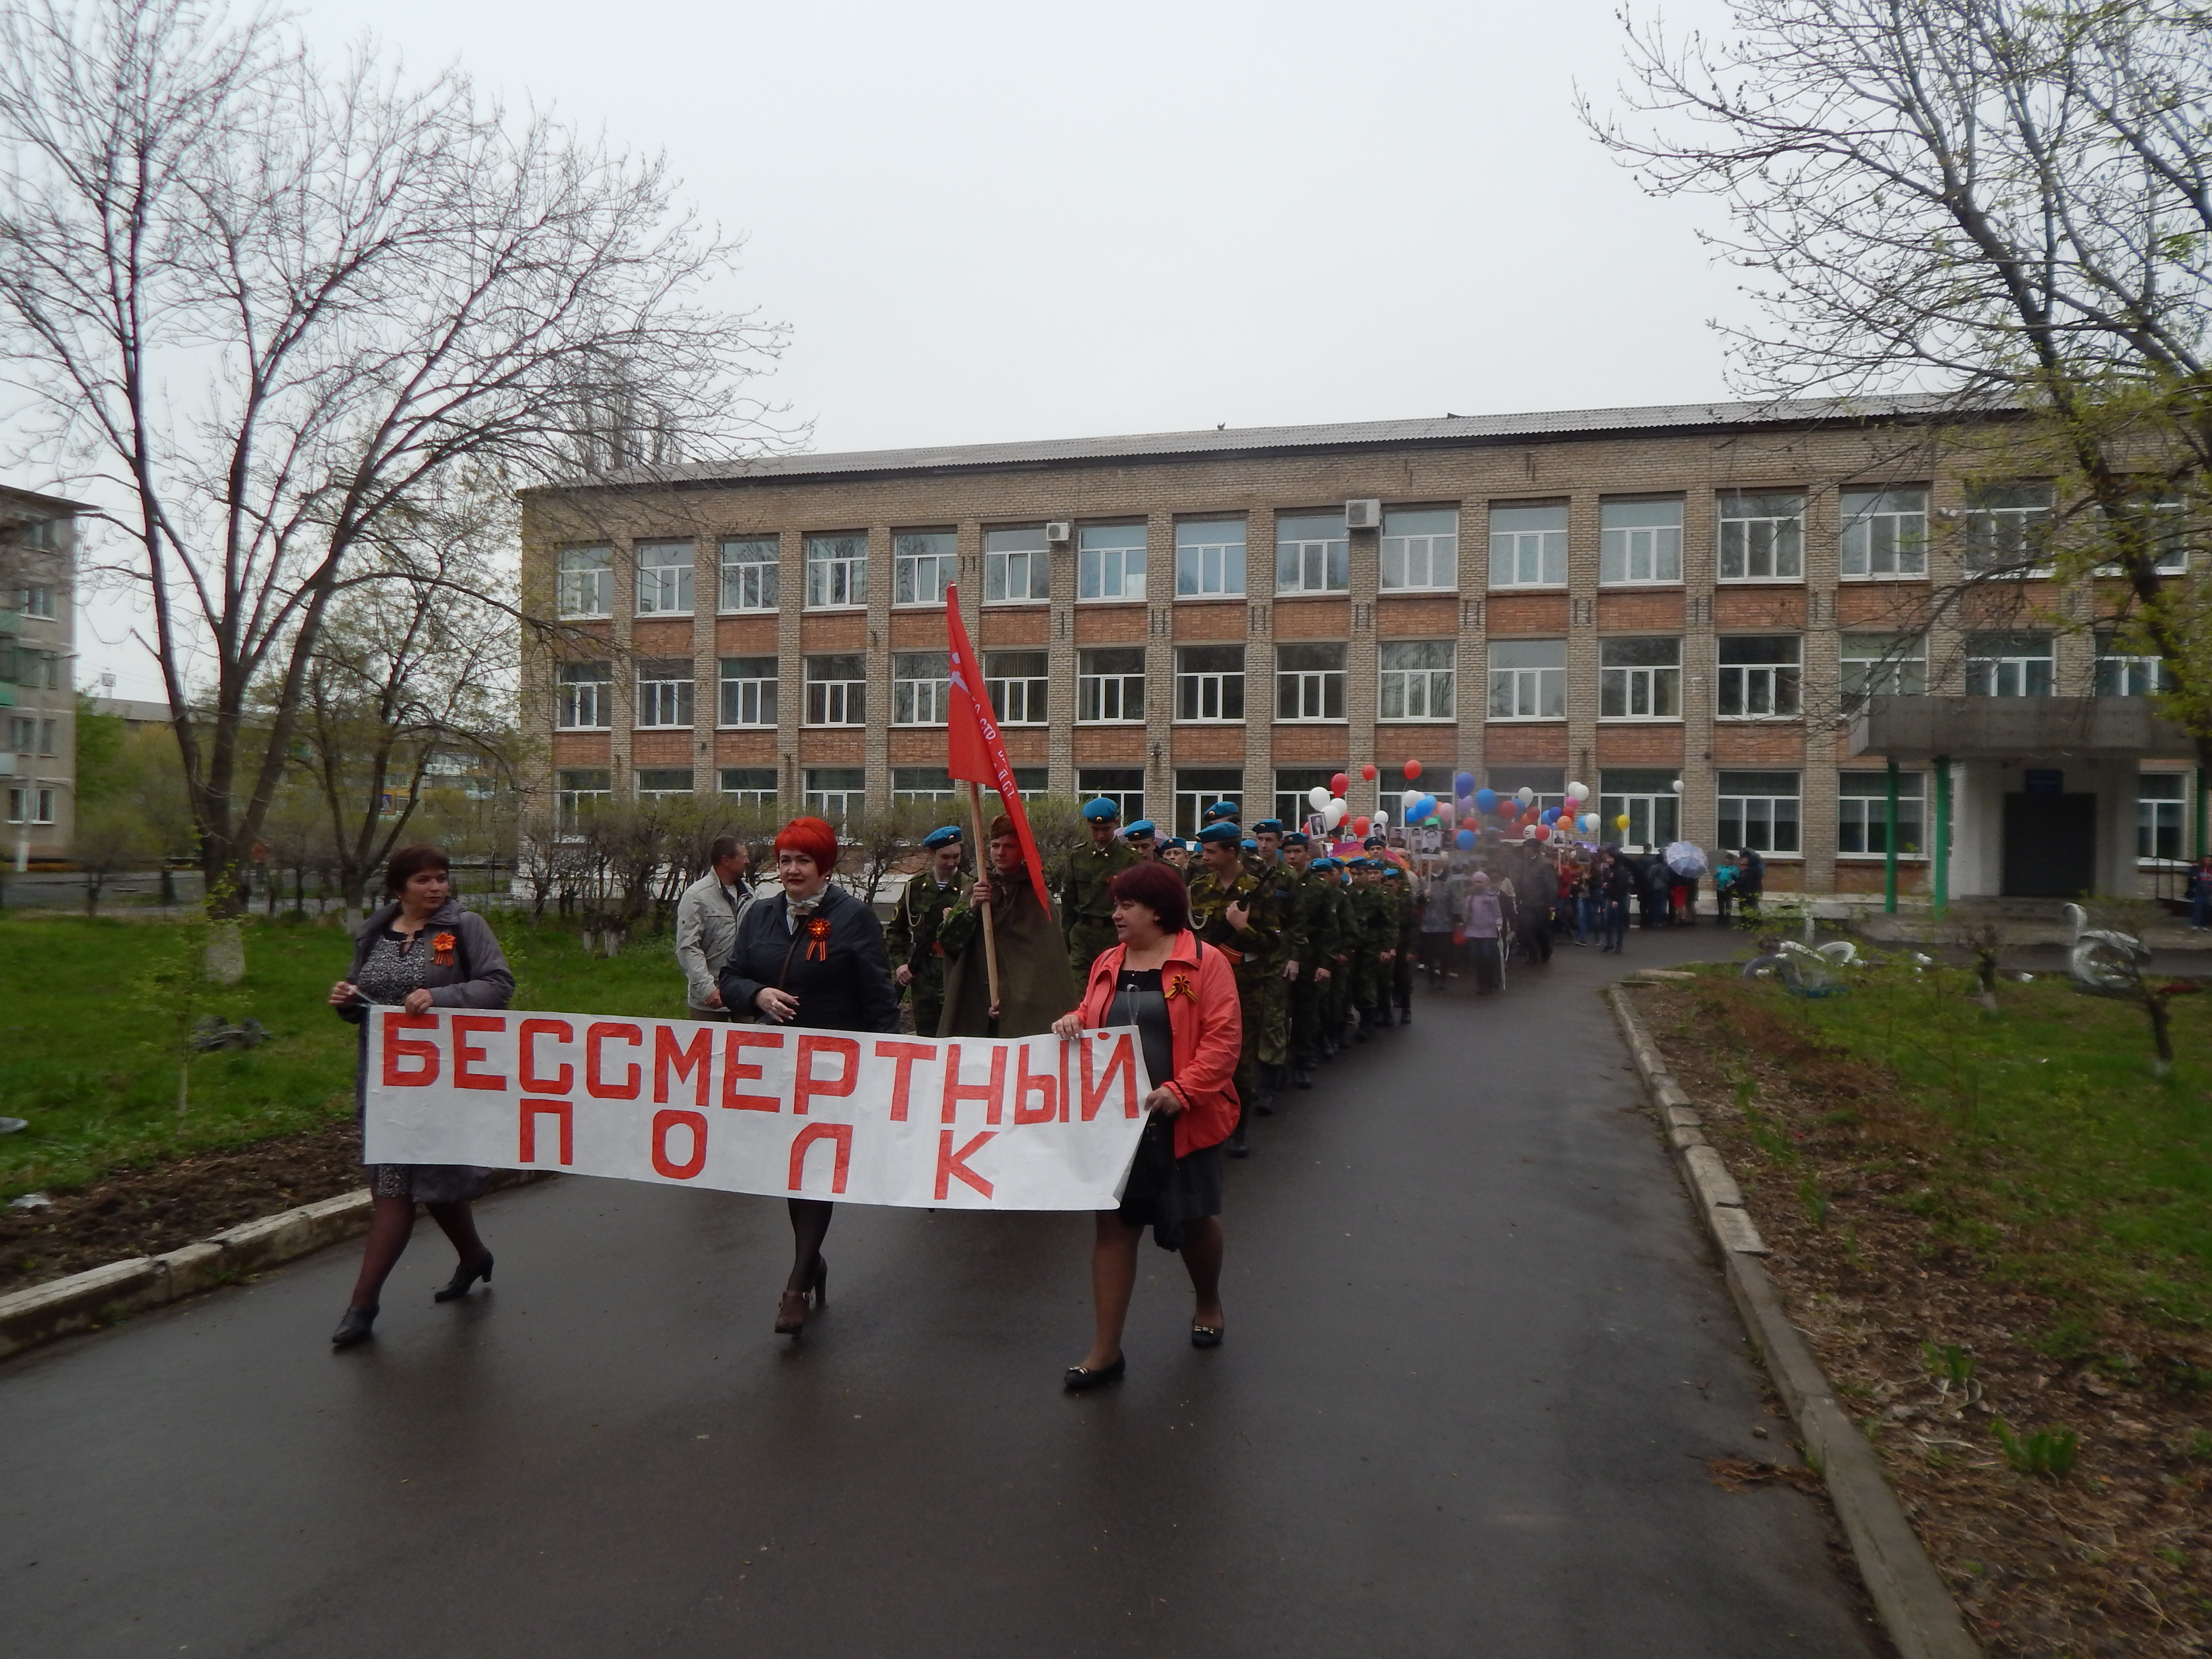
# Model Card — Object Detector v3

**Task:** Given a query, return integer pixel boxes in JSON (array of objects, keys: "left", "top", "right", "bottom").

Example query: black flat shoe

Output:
[
  {"left": 331, "top": 1306, "right": 378, "bottom": 1348},
  {"left": 1063, "top": 1355, "right": 1126, "bottom": 1392},
  {"left": 433, "top": 1252, "right": 493, "bottom": 1302},
  {"left": 1190, "top": 1323, "right": 1224, "bottom": 1350}
]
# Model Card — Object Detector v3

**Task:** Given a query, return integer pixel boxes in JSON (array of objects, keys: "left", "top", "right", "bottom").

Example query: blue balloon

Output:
[
  {"left": 1540, "top": 807, "right": 1560, "bottom": 825},
  {"left": 1474, "top": 787, "right": 1498, "bottom": 814},
  {"left": 1454, "top": 771, "right": 1475, "bottom": 797},
  {"left": 1456, "top": 828, "right": 1476, "bottom": 850}
]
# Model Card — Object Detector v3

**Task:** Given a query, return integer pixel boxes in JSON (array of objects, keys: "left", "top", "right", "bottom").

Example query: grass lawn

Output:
[{"left": 0, "top": 914, "right": 693, "bottom": 1200}]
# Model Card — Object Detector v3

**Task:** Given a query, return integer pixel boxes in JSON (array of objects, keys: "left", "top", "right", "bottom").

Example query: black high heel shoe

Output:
[
  {"left": 331, "top": 1305, "right": 378, "bottom": 1347},
  {"left": 1063, "top": 1355, "right": 1126, "bottom": 1392},
  {"left": 433, "top": 1252, "right": 493, "bottom": 1303}
]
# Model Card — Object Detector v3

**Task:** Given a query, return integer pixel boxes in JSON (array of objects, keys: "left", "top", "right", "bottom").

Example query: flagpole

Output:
[{"left": 966, "top": 781, "right": 1003, "bottom": 1018}]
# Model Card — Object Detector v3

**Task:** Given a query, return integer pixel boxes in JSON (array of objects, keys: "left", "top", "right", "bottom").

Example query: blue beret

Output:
[
  {"left": 1163, "top": 837, "right": 1187, "bottom": 851},
  {"left": 1198, "top": 822, "right": 1242, "bottom": 846},
  {"left": 922, "top": 825, "right": 962, "bottom": 849},
  {"left": 1251, "top": 818, "right": 1283, "bottom": 834},
  {"left": 1204, "top": 800, "right": 1239, "bottom": 821},
  {"left": 1125, "top": 819, "right": 1156, "bottom": 839},
  {"left": 1311, "top": 856, "right": 1338, "bottom": 870},
  {"left": 1240, "top": 838, "right": 1257, "bottom": 850},
  {"left": 1082, "top": 797, "right": 1120, "bottom": 822},
  {"left": 1282, "top": 831, "right": 1310, "bottom": 847}
]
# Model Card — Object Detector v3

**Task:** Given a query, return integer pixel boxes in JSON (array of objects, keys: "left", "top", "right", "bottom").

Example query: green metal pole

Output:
[
  {"left": 1932, "top": 756, "right": 1951, "bottom": 916},
  {"left": 1884, "top": 757, "right": 1899, "bottom": 914}
]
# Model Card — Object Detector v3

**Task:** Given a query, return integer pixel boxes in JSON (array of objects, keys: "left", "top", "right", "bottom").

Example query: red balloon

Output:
[
  {"left": 1403, "top": 760, "right": 1423, "bottom": 780},
  {"left": 1532, "top": 824, "right": 1552, "bottom": 841},
  {"left": 1360, "top": 763, "right": 1377, "bottom": 781},
  {"left": 1330, "top": 772, "right": 1349, "bottom": 796},
  {"left": 1353, "top": 816, "right": 1371, "bottom": 836}
]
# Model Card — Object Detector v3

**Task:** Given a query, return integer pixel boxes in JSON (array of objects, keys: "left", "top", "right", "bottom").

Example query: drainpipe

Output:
[
  {"left": 1932, "top": 756, "right": 1951, "bottom": 915},
  {"left": 1884, "top": 757, "right": 1899, "bottom": 914}
]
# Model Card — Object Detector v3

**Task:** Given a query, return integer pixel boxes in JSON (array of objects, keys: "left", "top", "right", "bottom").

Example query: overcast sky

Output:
[{"left": 71, "top": 0, "right": 1748, "bottom": 699}]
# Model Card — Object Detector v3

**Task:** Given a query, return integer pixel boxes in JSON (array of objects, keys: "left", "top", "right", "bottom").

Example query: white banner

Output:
[{"left": 362, "top": 1008, "right": 1153, "bottom": 1211}]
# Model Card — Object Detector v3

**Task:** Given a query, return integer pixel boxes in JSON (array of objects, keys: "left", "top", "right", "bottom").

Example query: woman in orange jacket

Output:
[{"left": 1052, "top": 861, "right": 1241, "bottom": 1391}]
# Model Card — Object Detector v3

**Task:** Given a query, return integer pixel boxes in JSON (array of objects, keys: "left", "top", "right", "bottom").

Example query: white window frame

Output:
[
  {"left": 718, "top": 768, "right": 778, "bottom": 806},
  {"left": 891, "top": 767, "right": 959, "bottom": 805},
  {"left": 893, "top": 651, "right": 951, "bottom": 726},
  {"left": 718, "top": 656, "right": 777, "bottom": 728},
  {"left": 634, "top": 663, "right": 695, "bottom": 729},
  {"left": 1174, "top": 644, "right": 1245, "bottom": 722},
  {"left": 1380, "top": 509, "right": 1458, "bottom": 592},
  {"left": 719, "top": 539, "right": 780, "bottom": 613},
  {"left": 556, "top": 769, "right": 612, "bottom": 835},
  {"left": 1599, "top": 637, "right": 1683, "bottom": 720},
  {"left": 984, "top": 527, "right": 1051, "bottom": 604},
  {"left": 1078, "top": 769, "right": 1147, "bottom": 823},
  {"left": 983, "top": 649, "right": 1048, "bottom": 724},
  {"left": 1487, "top": 639, "right": 1566, "bottom": 721},
  {"left": 1965, "top": 634, "right": 2056, "bottom": 697},
  {"left": 1716, "top": 636, "right": 1803, "bottom": 719},
  {"left": 1489, "top": 505, "right": 1567, "bottom": 589},
  {"left": 1839, "top": 633, "right": 1928, "bottom": 705},
  {"left": 1839, "top": 488, "right": 1928, "bottom": 579},
  {"left": 2095, "top": 638, "right": 2167, "bottom": 696},
  {"left": 634, "top": 542, "right": 694, "bottom": 616},
  {"left": 1599, "top": 500, "right": 1683, "bottom": 586},
  {"left": 1172, "top": 771, "right": 1242, "bottom": 840},
  {"left": 804, "top": 768, "right": 866, "bottom": 824},
  {"left": 1598, "top": 775, "right": 1681, "bottom": 851},
  {"left": 1837, "top": 771, "right": 1925, "bottom": 859},
  {"left": 20, "top": 584, "right": 56, "bottom": 619},
  {"left": 1078, "top": 525, "right": 1147, "bottom": 601},
  {"left": 1274, "top": 641, "right": 1346, "bottom": 721},
  {"left": 1275, "top": 514, "right": 1349, "bottom": 596},
  {"left": 805, "top": 534, "right": 867, "bottom": 610},
  {"left": 557, "top": 546, "right": 613, "bottom": 619},
  {"left": 2140, "top": 773, "right": 2189, "bottom": 861},
  {"left": 1175, "top": 521, "right": 1247, "bottom": 598},
  {"left": 1717, "top": 493, "right": 1804, "bottom": 582},
  {"left": 1076, "top": 647, "right": 1145, "bottom": 723},
  {"left": 1716, "top": 770, "right": 1803, "bottom": 856},
  {"left": 555, "top": 662, "right": 612, "bottom": 731},
  {"left": 803, "top": 655, "right": 867, "bottom": 725},
  {"left": 1378, "top": 640, "right": 1455, "bottom": 721},
  {"left": 894, "top": 531, "right": 957, "bottom": 608},
  {"left": 1962, "top": 482, "right": 2056, "bottom": 577},
  {"left": 635, "top": 767, "right": 695, "bottom": 801}
]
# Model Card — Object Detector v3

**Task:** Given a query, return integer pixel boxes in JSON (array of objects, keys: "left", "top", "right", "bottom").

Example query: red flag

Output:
[{"left": 944, "top": 585, "right": 1053, "bottom": 914}]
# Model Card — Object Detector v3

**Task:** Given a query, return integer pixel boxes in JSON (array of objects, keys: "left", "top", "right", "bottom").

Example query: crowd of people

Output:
[{"left": 323, "top": 805, "right": 1769, "bottom": 1388}]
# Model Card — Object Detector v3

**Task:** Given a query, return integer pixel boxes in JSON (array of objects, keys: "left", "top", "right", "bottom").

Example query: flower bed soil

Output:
[
  {"left": 0, "top": 1119, "right": 365, "bottom": 1298},
  {"left": 1631, "top": 978, "right": 2211, "bottom": 1659}
]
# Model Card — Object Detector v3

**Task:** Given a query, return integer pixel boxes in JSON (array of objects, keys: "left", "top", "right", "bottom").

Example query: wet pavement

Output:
[{"left": 1, "top": 924, "right": 1881, "bottom": 1657}]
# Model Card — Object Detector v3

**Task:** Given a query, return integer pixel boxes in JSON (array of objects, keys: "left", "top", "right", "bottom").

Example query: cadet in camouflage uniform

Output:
[
  {"left": 1187, "top": 820, "right": 1282, "bottom": 1157},
  {"left": 1384, "top": 862, "right": 1419, "bottom": 1024},
  {"left": 887, "top": 824, "right": 966, "bottom": 1037},
  {"left": 1123, "top": 819, "right": 1159, "bottom": 861},
  {"left": 1312, "top": 857, "right": 1356, "bottom": 1053},
  {"left": 1057, "top": 797, "right": 1142, "bottom": 983},
  {"left": 1348, "top": 858, "right": 1399, "bottom": 1033},
  {"left": 1246, "top": 819, "right": 1299, "bottom": 1106},
  {"left": 1279, "top": 832, "right": 1339, "bottom": 1085}
]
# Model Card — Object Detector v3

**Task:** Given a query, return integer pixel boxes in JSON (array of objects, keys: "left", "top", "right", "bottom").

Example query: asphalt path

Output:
[{"left": 1, "top": 925, "right": 1882, "bottom": 1657}]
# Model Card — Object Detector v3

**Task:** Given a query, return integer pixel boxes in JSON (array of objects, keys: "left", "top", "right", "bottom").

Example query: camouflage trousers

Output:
[{"left": 1066, "top": 921, "right": 1119, "bottom": 988}]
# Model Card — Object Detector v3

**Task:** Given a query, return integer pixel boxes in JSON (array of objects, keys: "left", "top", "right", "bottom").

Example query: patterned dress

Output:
[{"left": 355, "top": 928, "right": 489, "bottom": 1204}]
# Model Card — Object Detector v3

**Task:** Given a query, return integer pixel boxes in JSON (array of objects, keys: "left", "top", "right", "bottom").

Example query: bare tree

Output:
[{"left": 0, "top": 0, "right": 787, "bottom": 916}]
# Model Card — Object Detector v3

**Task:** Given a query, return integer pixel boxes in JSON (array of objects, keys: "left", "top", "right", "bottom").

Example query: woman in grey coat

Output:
[{"left": 326, "top": 844, "right": 515, "bottom": 1348}]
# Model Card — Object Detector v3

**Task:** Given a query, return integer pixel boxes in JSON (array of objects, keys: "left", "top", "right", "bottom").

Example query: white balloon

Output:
[
  {"left": 1324, "top": 799, "right": 1347, "bottom": 828},
  {"left": 1516, "top": 786, "right": 1535, "bottom": 805},
  {"left": 1567, "top": 781, "right": 1589, "bottom": 802},
  {"left": 1373, "top": 810, "right": 1389, "bottom": 827},
  {"left": 1401, "top": 789, "right": 1422, "bottom": 812},
  {"left": 1307, "top": 785, "right": 1330, "bottom": 811}
]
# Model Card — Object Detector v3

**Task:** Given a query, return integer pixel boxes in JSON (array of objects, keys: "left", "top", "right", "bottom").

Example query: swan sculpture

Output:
[{"left": 2061, "top": 902, "right": 2151, "bottom": 996}]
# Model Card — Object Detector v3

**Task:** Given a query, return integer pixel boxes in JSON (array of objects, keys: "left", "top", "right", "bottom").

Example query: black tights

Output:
[
  {"left": 786, "top": 1198, "right": 833, "bottom": 1294},
  {"left": 349, "top": 1197, "right": 485, "bottom": 1312}
]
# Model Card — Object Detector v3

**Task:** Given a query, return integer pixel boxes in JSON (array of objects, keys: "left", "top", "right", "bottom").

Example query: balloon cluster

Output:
[{"left": 1303, "top": 762, "right": 1631, "bottom": 852}]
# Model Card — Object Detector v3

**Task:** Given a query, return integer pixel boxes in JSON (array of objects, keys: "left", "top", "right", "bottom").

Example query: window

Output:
[
  {"left": 557, "top": 546, "right": 613, "bottom": 618},
  {"left": 1717, "top": 770, "right": 1801, "bottom": 854},
  {"left": 1966, "top": 631, "right": 2055, "bottom": 697},
  {"left": 984, "top": 649, "right": 1047, "bottom": 724},
  {"left": 1718, "top": 493, "right": 1803, "bottom": 581},
  {"left": 718, "top": 768, "right": 777, "bottom": 807},
  {"left": 2094, "top": 492, "right": 2188, "bottom": 576},
  {"left": 1840, "top": 633, "right": 1927, "bottom": 706},
  {"left": 2096, "top": 634, "right": 2167, "bottom": 696},
  {"left": 1600, "top": 499, "right": 1683, "bottom": 585},
  {"left": 37, "top": 719, "right": 54, "bottom": 756},
  {"left": 1274, "top": 642, "right": 1346, "bottom": 720},
  {"left": 895, "top": 531, "right": 957, "bottom": 607},
  {"left": 636, "top": 768, "right": 694, "bottom": 800},
  {"left": 1173, "top": 769, "right": 1242, "bottom": 839},
  {"left": 1176, "top": 519, "right": 1246, "bottom": 597},
  {"left": 1175, "top": 644, "right": 1245, "bottom": 721},
  {"left": 1274, "top": 768, "right": 1338, "bottom": 831},
  {"left": 634, "top": 659, "right": 694, "bottom": 728},
  {"left": 1489, "top": 768, "right": 1565, "bottom": 816},
  {"left": 1600, "top": 637, "right": 1682, "bottom": 718},
  {"left": 1379, "top": 640, "right": 1455, "bottom": 721},
  {"left": 1008, "top": 768, "right": 1049, "bottom": 798},
  {"left": 1489, "top": 503, "right": 1566, "bottom": 587},
  {"left": 1381, "top": 508, "right": 1457, "bottom": 591},
  {"left": 892, "top": 767, "right": 957, "bottom": 804},
  {"left": 1962, "top": 481, "right": 2054, "bottom": 575},
  {"left": 892, "top": 651, "right": 951, "bottom": 725},
  {"left": 1077, "top": 647, "right": 1144, "bottom": 722},
  {"left": 718, "top": 656, "right": 777, "bottom": 727},
  {"left": 1275, "top": 512, "right": 1349, "bottom": 595},
  {"left": 804, "top": 768, "right": 866, "bottom": 825},
  {"left": 556, "top": 768, "right": 612, "bottom": 833},
  {"left": 1079, "top": 768, "right": 1145, "bottom": 823},
  {"left": 1837, "top": 771, "right": 1924, "bottom": 857},
  {"left": 8, "top": 784, "right": 57, "bottom": 824},
  {"left": 20, "top": 584, "right": 56, "bottom": 619},
  {"left": 720, "top": 538, "right": 780, "bottom": 613},
  {"left": 1839, "top": 488, "right": 1928, "bottom": 578},
  {"left": 985, "top": 526, "right": 1050, "bottom": 603},
  {"left": 1079, "top": 524, "right": 1147, "bottom": 601},
  {"left": 555, "top": 661, "right": 612, "bottom": 730},
  {"left": 1717, "top": 636, "right": 1802, "bottom": 718},
  {"left": 1599, "top": 769, "right": 1680, "bottom": 851},
  {"left": 805, "top": 533, "right": 866, "bottom": 608},
  {"left": 8, "top": 716, "right": 31, "bottom": 751},
  {"left": 635, "top": 542, "right": 693, "bottom": 615},
  {"left": 2140, "top": 773, "right": 2188, "bottom": 861},
  {"left": 1488, "top": 638, "right": 1565, "bottom": 720},
  {"left": 804, "top": 653, "right": 866, "bottom": 724}
]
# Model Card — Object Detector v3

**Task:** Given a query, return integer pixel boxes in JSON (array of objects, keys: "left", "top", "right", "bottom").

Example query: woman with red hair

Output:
[
  {"left": 717, "top": 816, "right": 899, "bottom": 1336},
  {"left": 1050, "top": 859, "right": 1241, "bottom": 1390}
]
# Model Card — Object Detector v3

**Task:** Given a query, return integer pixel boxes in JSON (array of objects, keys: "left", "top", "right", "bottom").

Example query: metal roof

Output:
[
  {"left": 0, "top": 482, "right": 96, "bottom": 516},
  {"left": 540, "top": 392, "right": 1988, "bottom": 495}
]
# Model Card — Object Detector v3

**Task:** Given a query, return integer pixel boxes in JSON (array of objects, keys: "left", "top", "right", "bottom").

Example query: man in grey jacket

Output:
[{"left": 675, "top": 836, "right": 755, "bottom": 1018}]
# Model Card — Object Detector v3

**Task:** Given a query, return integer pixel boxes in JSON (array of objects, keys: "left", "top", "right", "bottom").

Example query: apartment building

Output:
[
  {"left": 0, "top": 485, "right": 84, "bottom": 864},
  {"left": 517, "top": 396, "right": 2198, "bottom": 900}
]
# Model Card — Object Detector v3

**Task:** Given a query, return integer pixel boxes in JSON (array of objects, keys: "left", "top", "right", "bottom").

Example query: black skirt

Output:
[{"left": 1116, "top": 1115, "right": 1225, "bottom": 1250}]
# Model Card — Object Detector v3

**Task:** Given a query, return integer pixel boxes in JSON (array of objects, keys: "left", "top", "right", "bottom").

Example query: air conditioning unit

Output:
[
  {"left": 1046, "top": 521, "right": 1073, "bottom": 545},
  {"left": 1345, "top": 498, "right": 1382, "bottom": 530}
]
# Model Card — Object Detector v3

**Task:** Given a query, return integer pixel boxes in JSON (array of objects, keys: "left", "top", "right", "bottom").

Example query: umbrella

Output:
[{"left": 1664, "top": 840, "right": 1708, "bottom": 878}]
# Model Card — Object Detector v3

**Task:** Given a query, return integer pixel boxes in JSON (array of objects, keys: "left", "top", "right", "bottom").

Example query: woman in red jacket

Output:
[{"left": 1050, "top": 860, "right": 1241, "bottom": 1391}]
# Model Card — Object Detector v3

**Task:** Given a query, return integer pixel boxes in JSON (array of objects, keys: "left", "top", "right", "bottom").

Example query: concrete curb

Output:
[
  {"left": 0, "top": 1171, "right": 549, "bottom": 1365},
  {"left": 1608, "top": 982, "right": 1982, "bottom": 1659}
]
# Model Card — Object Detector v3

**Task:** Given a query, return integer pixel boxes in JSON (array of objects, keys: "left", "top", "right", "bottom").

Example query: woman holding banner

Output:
[
  {"left": 718, "top": 816, "right": 900, "bottom": 1337},
  {"left": 328, "top": 844, "right": 515, "bottom": 1349},
  {"left": 1051, "top": 860, "right": 1240, "bottom": 1391}
]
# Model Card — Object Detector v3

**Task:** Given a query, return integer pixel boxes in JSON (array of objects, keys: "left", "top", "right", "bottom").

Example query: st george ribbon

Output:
[{"left": 362, "top": 1007, "right": 1153, "bottom": 1210}]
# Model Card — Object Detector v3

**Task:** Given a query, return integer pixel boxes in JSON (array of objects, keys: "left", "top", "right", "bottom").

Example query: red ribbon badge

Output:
[
  {"left": 805, "top": 916, "right": 831, "bottom": 962},
  {"left": 432, "top": 931, "right": 457, "bottom": 968}
]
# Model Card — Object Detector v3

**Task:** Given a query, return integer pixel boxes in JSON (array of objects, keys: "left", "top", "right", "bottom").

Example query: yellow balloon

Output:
[{"left": 1614, "top": 814, "right": 1630, "bottom": 830}]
